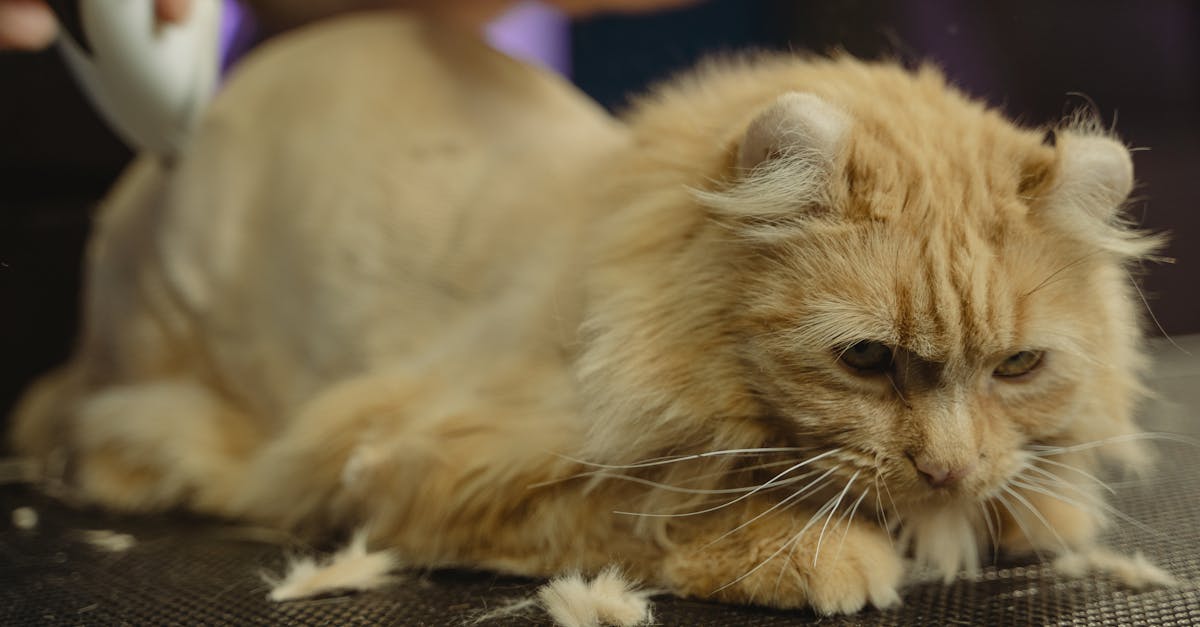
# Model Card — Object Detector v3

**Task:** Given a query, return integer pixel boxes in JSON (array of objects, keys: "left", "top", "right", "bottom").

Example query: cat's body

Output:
[{"left": 12, "top": 13, "right": 1160, "bottom": 614}]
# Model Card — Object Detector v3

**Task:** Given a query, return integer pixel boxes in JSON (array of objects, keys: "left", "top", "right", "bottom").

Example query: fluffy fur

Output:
[
  {"left": 79, "top": 529, "right": 137, "bottom": 552},
  {"left": 9, "top": 13, "right": 1165, "bottom": 614},
  {"left": 11, "top": 506, "right": 38, "bottom": 530},
  {"left": 264, "top": 532, "right": 399, "bottom": 601},
  {"left": 468, "top": 567, "right": 652, "bottom": 626},
  {"left": 1053, "top": 549, "right": 1177, "bottom": 590},
  {"left": 538, "top": 568, "right": 654, "bottom": 627}
]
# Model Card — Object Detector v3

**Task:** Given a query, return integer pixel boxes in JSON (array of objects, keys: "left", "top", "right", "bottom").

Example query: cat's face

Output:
[
  {"left": 738, "top": 216, "right": 1117, "bottom": 506},
  {"left": 705, "top": 87, "right": 1155, "bottom": 511}
]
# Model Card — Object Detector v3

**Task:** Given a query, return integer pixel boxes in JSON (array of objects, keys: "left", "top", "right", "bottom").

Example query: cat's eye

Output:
[
  {"left": 994, "top": 350, "right": 1044, "bottom": 378},
  {"left": 839, "top": 341, "right": 893, "bottom": 373}
]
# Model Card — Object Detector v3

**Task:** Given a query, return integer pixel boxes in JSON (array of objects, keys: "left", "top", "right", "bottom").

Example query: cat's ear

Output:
[
  {"left": 736, "top": 92, "right": 849, "bottom": 173},
  {"left": 1039, "top": 132, "right": 1159, "bottom": 257},
  {"left": 695, "top": 93, "right": 850, "bottom": 234},
  {"left": 1046, "top": 132, "right": 1133, "bottom": 218}
]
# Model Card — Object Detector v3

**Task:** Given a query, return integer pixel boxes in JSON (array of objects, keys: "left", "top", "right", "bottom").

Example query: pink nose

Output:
[{"left": 913, "top": 456, "right": 975, "bottom": 488}]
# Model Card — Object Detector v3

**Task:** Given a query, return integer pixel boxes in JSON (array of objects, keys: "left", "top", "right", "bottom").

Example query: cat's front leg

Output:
[
  {"left": 659, "top": 504, "right": 902, "bottom": 614},
  {"left": 995, "top": 481, "right": 1105, "bottom": 556}
]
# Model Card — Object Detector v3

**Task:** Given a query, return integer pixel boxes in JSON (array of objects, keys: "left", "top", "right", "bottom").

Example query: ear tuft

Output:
[
  {"left": 1039, "top": 131, "right": 1159, "bottom": 257},
  {"left": 1051, "top": 132, "right": 1134, "bottom": 217},
  {"left": 737, "top": 92, "right": 849, "bottom": 173},
  {"left": 693, "top": 93, "right": 850, "bottom": 235}
]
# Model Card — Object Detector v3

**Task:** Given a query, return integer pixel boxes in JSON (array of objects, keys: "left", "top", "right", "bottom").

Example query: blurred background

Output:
[{"left": 1, "top": 0, "right": 1197, "bottom": 423}]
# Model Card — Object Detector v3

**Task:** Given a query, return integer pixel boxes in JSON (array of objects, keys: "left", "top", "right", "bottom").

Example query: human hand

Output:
[{"left": 0, "top": 0, "right": 192, "bottom": 50}]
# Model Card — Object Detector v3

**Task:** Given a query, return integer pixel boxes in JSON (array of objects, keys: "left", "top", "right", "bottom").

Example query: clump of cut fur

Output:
[
  {"left": 538, "top": 567, "right": 654, "bottom": 627},
  {"left": 79, "top": 529, "right": 136, "bottom": 552},
  {"left": 469, "top": 567, "right": 654, "bottom": 627},
  {"left": 11, "top": 507, "right": 38, "bottom": 530},
  {"left": 1054, "top": 549, "right": 1177, "bottom": 589},
  {"left": 264, "top": 532, "right": 399, "bottom": 601}
]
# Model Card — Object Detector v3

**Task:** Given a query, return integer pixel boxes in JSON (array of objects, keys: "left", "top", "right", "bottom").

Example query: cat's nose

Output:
[{"left": 913, "top": 456, "right": 975, "bottom": 488}]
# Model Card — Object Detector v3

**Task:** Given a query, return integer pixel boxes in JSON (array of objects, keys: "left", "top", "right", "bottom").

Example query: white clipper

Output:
[{"left": 49, "top": 0, "right": 223, "bottom": 158}]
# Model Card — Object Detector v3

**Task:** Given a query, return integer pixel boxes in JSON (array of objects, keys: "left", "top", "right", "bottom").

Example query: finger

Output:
[
  {"left": 392, "top": 0, "right": 518, "bottom": 30},
  {"left": 0, "top": 0, "right": 59, "bottom": 50},
  {"left": 548, "top": 0, "right": 700, "bottom": 16},
  {"left": 156, "top": 0, "right": 192, "bottom": 23}
]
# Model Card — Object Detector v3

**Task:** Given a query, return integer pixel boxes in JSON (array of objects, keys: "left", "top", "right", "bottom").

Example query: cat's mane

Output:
[{"left": 578, "top": 53, "right": 1158, "bottom": 465}]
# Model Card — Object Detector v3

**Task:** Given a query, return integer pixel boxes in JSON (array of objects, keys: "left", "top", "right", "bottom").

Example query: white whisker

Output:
[
  {"left": 716, "top": 492, "right": 842, "bottom": 595},
  {"left": 1126, "top": 268, "right": 1188, "bottom": 355},
  {"left": 873, "top": 474, "right": 896, "bottom": 549},
  {"left": 994, "top": 491, "right": 1044, "bottom": 563},
  {"left": 701, "top": 467, "right": 841, "bottom": 548},
  {"left": 1002, "top": 484, "right": 1069, "bottom": 553},
  {"left": 613, "top": 449, "right": 842, "bottom": 519},
  {"left": 527, "top": 456, "right": 805, "bottom": 491},
  {"left": 679, "top": 458, "right": 810, "bottom": 485},
  {"left": 978, "top": 501, "right": 999, "bottom": 564},
  {"left": 1011, "top": 475, "right": 1163, "bottom": 538},
  {"left": 812, "top": 470, "right": 860, "bottom": 566},
  {"left": 586, "top": 469, "right": 820, "bottom": 496},
  {"left": 555, "top": 447, "right": 820, "bottom": 471},
  {"left": 1028, "top": 432, "right": 1200, "bottom": 456},
  {"left": 831, "top": 486, "right": 870, "bottom": 566},
  {"left": 1028, "top": 457, "right": 1116, "bottom": 495},
  {"left": 987, "top": 499, "right": 1003, "bottom": 563},
  {"left": 771, "top": 488, "right": 850, "bottom": 599},
  {"left": 1020, "top": 465, "right": 1102, "bottom": 502},
  {"left": 880, "top": 475, "right": 901, "bottom": 522},
  {"left": 1012, "top": 475, "right": 1101, "bottom": 514}
]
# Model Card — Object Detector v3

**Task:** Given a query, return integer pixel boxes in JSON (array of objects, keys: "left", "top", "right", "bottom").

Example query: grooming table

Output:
[{"left": 3, "top": 338, "right": 1198, "bottom": 625}]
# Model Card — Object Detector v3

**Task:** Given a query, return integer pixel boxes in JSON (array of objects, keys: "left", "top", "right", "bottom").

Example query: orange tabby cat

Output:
[{"left": 11, "top": 13, "right": 1163, "bottom": 614}]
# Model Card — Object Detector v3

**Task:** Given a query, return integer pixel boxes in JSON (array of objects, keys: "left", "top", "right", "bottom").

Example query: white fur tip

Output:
[
  {"left": 1053, "top": 548, "right": 1177, "bottom": 590},
  {"left": 538, "top": 566, "right": 654, "bottom": 627},
  {"left": 868, "top": 583, "right": 903, "bottom": 610},
  {"left": 264, "top": 531, "right": 400, "bottom": 602},
  {"left": 1055, "top": 133, "right": 1133, "bottom": 212},
  {"left": 738, "top": 92, "right": 848, "bottom": 173},
  {"left": 11, "top": 507, "right": 38, "bottom": 530},
  {"left": 80, "top": 529, "right": 137, "bottom": 552},
  {"left": 1038, "top": 131, "right": 1154, "bottom": 256},
  {"left": 697, "top": 93, "right": 848, "bottom": 228}
]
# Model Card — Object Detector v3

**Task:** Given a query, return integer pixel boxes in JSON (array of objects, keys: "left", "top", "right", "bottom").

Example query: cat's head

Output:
[
  {"left": 579, "top": 59, "right": 1160, "bottom": 570},
  {"left": 694, "top": 68, "right": 1160, "bottom": 511}
]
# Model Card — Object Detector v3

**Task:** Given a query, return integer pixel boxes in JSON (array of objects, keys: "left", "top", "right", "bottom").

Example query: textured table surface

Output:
[{"left": 3, "top": 336, "right": 1198, "bottom": 626}]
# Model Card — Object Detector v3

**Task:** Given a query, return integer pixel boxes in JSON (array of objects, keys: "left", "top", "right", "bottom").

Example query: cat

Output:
[{"left": 11, "top": 12, "right": 1165, "bottom": 614}]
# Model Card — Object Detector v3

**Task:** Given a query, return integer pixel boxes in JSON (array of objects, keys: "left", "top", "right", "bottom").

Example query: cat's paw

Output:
[
  {"left": 64, "top": 381, "right": 256, "bottom": 514},
  {"left": 662, "top": 514, "right": 902, "bottom": 614},
  {"left": 802, "top": 528, "right": 903, "bottom": 615}
]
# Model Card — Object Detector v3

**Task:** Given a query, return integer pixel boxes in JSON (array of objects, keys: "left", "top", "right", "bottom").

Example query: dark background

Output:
[{"left": 2, "top": 0, "right": 1197, "bottom": 425}]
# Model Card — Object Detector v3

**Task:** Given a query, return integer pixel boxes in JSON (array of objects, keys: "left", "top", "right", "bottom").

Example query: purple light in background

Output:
[
  {"left": 215, "top": 2, "right": 570, "bottom": 78},
  {"left": 218, "top": 0, "right": 258, "bottom": 76},
  {"left": 486, "top": 2, "right": 571, "bottom": 77}
]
